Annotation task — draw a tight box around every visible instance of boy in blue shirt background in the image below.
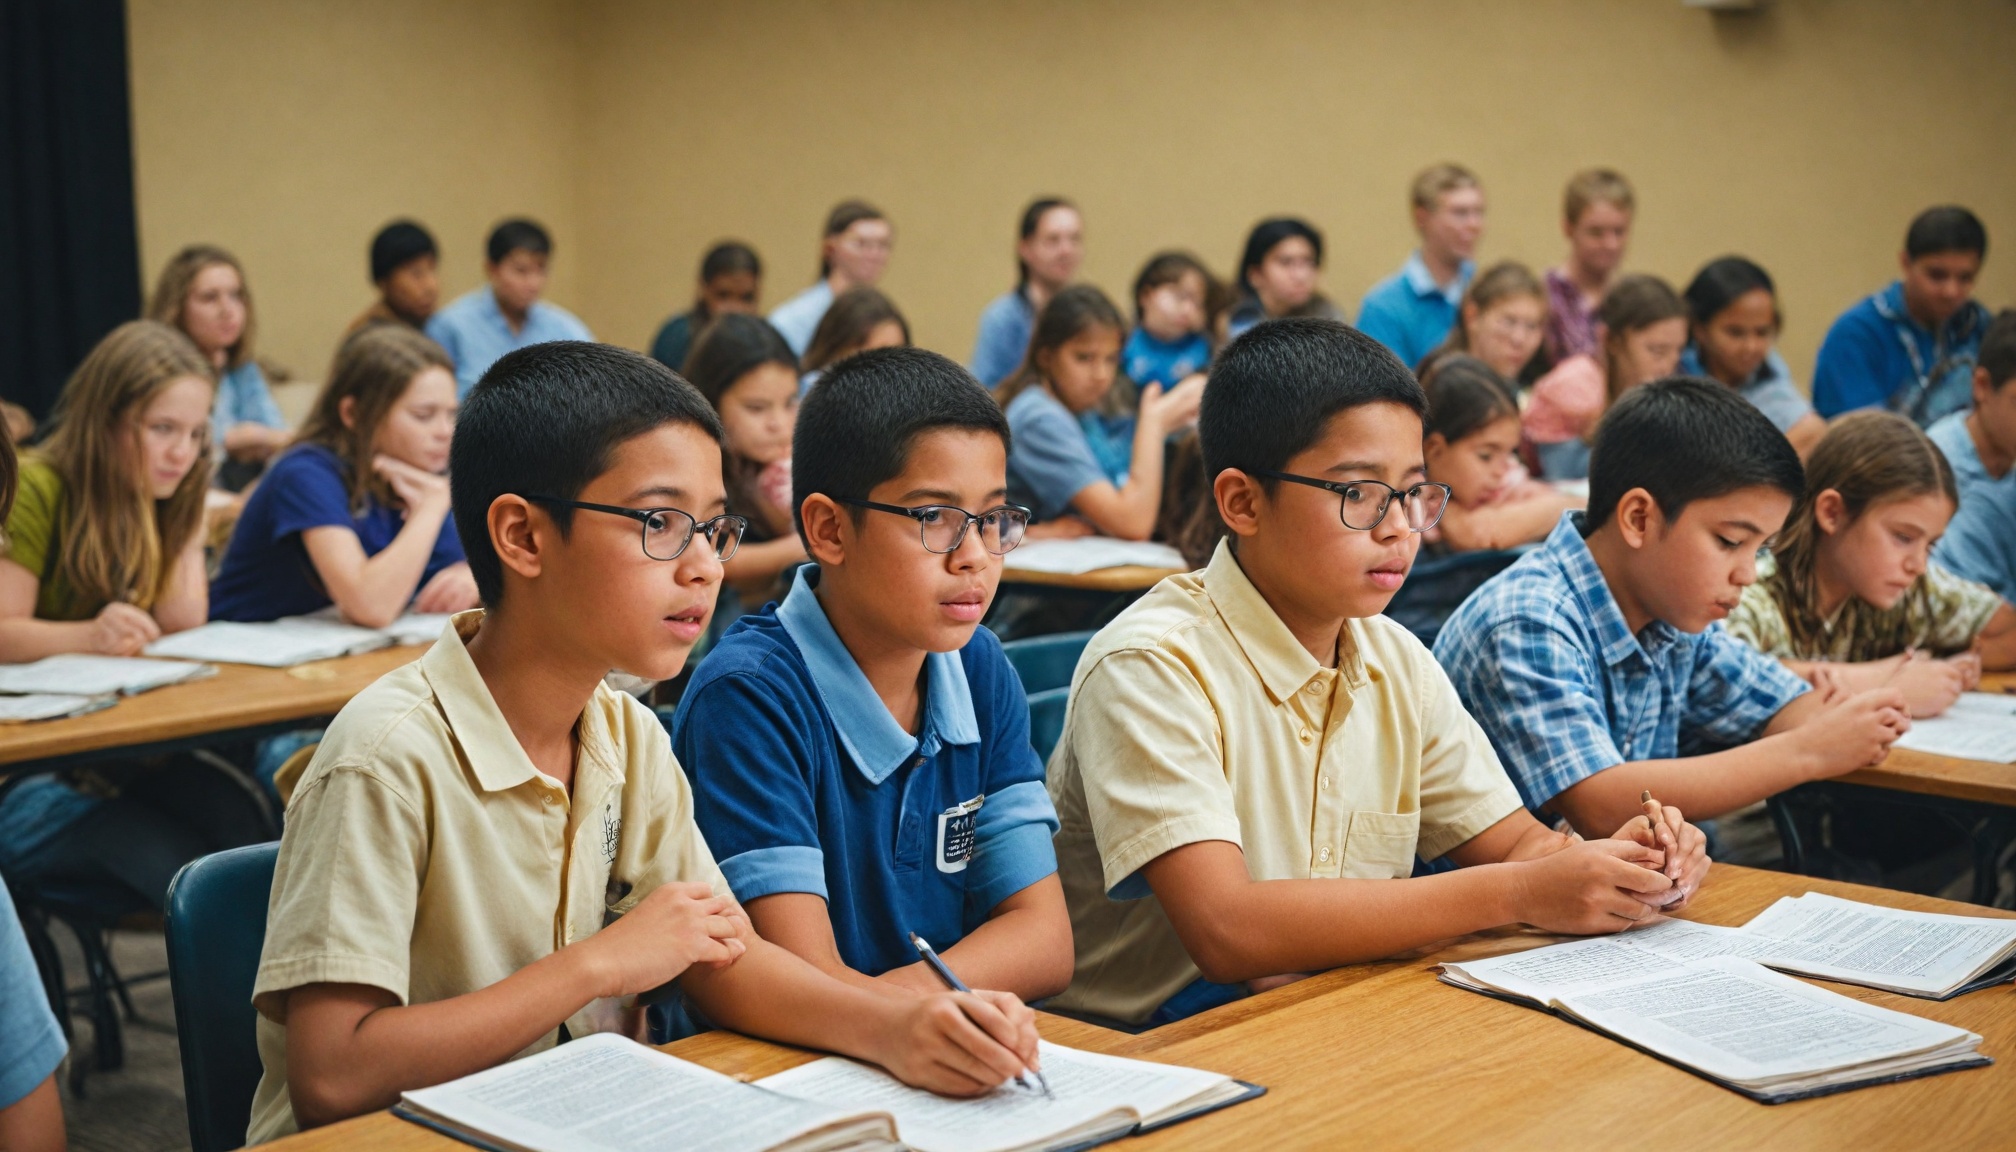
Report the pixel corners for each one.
[1930,310,2016,600]
[674,347,1072,1001]
[1436,378,1912,836]
[426,219,593,397]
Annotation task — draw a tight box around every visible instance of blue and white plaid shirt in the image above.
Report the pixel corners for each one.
[1433,512,1809,814]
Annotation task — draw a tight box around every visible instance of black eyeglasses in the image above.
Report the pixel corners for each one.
[838,498,1032,555]
[524,496,748,561]
[1247,470,1452,533]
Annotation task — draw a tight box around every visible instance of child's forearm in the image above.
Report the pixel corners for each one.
[152,542,209,633]
[682,938,901,1062]
[0,617,96,663]
[1548,737,1827,834]
[308,519,443,629]
[888,886,1074,1001]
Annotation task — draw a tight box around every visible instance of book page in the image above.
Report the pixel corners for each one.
[758,1043,1228,1152]
[401,1035,881,1152]
[0,654,211,696]
[1893,709,2016,763]
[1560,957,1973,1083]
[144,620,389,667]
[1743,893,2016,993]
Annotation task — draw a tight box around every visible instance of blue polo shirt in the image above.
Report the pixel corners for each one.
[1124,327,1210,391]
[1356,252,1474,370]
[971,289,1036,387]
[672,567,1060,978]
[1814,282,1991,425]
[1929,412,2016,601]
[425,286,593,397]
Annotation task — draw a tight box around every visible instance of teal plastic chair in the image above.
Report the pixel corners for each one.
[1000,630,1096,696]
[1027,687,1071,763]
[165,842,280,1152]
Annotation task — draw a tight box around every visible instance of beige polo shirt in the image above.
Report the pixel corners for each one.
[1048,540,1523,1024]
[245,611,725,1144]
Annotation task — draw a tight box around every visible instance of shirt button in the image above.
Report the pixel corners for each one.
[1320,776,1331,791]
[1305,682,1323,697]
[1298,728,1313,745]
[1317,845,1333,863]
[542,794,556,806]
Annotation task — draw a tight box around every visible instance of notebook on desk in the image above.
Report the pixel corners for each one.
[0,653,213,697]
[394,1033,1261,1152]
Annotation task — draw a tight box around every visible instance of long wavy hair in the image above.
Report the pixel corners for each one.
[39,321,215,611]
[147,244,256,371]
[297,325,455,511]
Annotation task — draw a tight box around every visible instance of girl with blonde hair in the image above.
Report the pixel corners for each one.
[149,243,291,480]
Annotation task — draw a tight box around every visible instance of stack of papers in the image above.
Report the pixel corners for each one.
[1004,539,1188,576]
[0,653,214,697]
[1895,691,2016,763]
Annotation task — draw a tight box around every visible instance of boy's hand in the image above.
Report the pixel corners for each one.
[1512,839,1673,935]
[1799,688,1910,778]
[580,882,746,998]
[870,990,1041,1097]
[1612,809,1709,909]
[1892,651,1967,718]
[1947,651,1984,693]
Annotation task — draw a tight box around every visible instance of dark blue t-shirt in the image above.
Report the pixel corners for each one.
[208,443,463,622]
[671,567,1059,978]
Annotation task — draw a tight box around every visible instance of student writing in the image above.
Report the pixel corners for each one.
[426,218,593,397]
[971,198,1085,387]
[209,325,477,626]
[650,241,762,375]
[1421,356,1580,552]
[1679,256,1826,458]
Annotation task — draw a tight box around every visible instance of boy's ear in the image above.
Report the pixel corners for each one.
[1213,468,1264,539]
[799,493,850,566]
[1411,204,1432,236]
[1813,489,1849,535]
[1613,487,1660,550]
[488,495,545,582]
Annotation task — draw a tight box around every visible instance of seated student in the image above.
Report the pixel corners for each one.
[1544,169,1635,363]
[247,342,1042,1142]
[1224,218,1342,340]
[650,241,762,373]
[210,325,477,626]
[1357,164,1485,368]
[1421,356,1580,552]
[1435,379,1912,838]
[0,322,267,911]
[346,220,441,336]
[148,244,291,485]
[1418,261,1548,386]
[1524,274,1688,481]
[971,198,1085,387]
[769,200,894,357]
[1046,319,1704,1028]
[672,347,1071,1001]
[1931,309,2016,601]
[997,286,1201,541]
[1726,411,2016,717]
[426,218,593,397]
[1815,206,1993,425]
[681,313,808,606]
[800,286,911,393]
[1679,257,1827,459]
[1125,251,1215,392]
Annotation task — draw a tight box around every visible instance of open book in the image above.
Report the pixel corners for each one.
[0,653,213,697]
[1894,690,2016,762]
[143,617,392,667]
[395,1034,1259,1152]
[1741,892,2016,999]
[1440,926,1989,1102]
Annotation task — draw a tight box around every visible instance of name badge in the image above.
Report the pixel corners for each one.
[935,794,985,874]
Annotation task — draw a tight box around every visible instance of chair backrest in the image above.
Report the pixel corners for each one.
[1000,630,1097,696]
[1027,686,1071,763]
[165,842,280,1152]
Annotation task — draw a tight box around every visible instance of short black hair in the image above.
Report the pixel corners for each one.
[1981,309,2016,389]
[1683,256,1777,327]
[1586,376,1803,531]
[369,220,436,283]
[791,347,1008,541]
[486,218,552,265]
[451,341,722,605]
[1238,217,1324,294]
[1199,318,1425,482]
[1905,206,1987,261]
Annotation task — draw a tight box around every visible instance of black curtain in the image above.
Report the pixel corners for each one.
[0,0,141,424]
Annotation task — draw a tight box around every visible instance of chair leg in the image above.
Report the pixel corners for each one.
[61,920,126,1077]
[13,900,73,1041]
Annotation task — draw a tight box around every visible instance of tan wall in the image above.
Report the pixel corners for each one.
[132,0,2016,393]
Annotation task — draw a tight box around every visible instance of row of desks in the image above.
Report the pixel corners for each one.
[264,864,2016,1150]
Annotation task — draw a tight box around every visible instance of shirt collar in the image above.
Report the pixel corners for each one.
[1679,344,1779,390]
[774,566,979,785]
[420,609,621,795]
[1402,251,1473,307]
[1202,538,1365,705]
[1544,513,1679,668]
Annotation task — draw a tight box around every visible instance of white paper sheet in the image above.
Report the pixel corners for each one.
[0,654,213,697]
[1002,539,1187,575]
[143,619,390,667]
[1742,892,2016,994]
[0,693,115,722]
[1895,692,2016,762]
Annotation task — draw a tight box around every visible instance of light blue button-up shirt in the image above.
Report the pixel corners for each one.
[424,286,593,397]
[970,289,1036,387]
[1356,252,1474,369]
[767,281,835,358]
[1930,412,2016,601]
[210,361,286,444]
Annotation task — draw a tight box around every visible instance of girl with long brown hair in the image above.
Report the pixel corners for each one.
[1523,274,1689,480]
[148,244,292,480]
[1726,411,2016,718]
[0,320,213,660]
[1419,260,1550,387]
[209,325,475,625]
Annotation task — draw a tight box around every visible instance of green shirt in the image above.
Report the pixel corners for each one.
[0,458,96,622]
[1727,552,2003,663]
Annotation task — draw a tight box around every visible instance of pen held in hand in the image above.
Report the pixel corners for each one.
[1640,789,1679,880]
[908,932,1052,1099]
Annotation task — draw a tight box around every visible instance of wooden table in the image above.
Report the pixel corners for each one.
[997,564,1184,594]
[260,864,2016,1151]
[0,645,425,773]
[1840,671,2016,806]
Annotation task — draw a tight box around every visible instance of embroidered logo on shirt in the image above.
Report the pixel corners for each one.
[935,794,984,874]
[600,805,621,865]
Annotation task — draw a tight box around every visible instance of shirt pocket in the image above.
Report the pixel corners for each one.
[1340,810,1421,879]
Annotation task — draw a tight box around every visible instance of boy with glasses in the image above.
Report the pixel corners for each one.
[248,343,1042,1142]
[1046,319,1703,1028]
[672,347,1073,1005]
